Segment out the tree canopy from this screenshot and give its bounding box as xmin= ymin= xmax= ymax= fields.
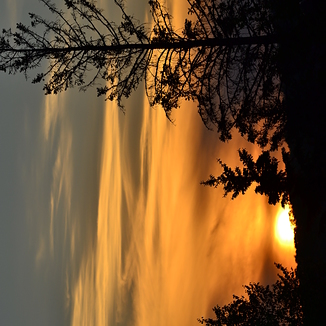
xmin=198 ymin=263 xmax=303 ymax=326
xmin=0 ymin=0 xmax=294 ymax=206
xmin=0 ymin=0 xmax=286 ymax=147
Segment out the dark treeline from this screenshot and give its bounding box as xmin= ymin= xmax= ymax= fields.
xmin=279 ymin=1 xmax=326 ymax=323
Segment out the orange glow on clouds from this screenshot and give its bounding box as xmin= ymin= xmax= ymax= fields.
xmin=66 ymin=94 xmax=297 ymax=326
xmin=70 ymin=101 xmax=123 ymax=326
xmin=50 ymin=2 xmax=297 ymax=325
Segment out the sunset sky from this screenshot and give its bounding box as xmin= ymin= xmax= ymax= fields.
xmin=0 ymin=1 xmax=295 ymax=325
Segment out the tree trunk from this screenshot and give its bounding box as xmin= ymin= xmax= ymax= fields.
xmin=283 ymin=10 xmax=326 ymax=324
xmin=6 ymin=34 xmax=280 ymax=55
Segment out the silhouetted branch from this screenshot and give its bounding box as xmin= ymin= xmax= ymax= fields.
xmin=0 ymin=0 xmax=285 ymax=148
xmin=202 ymin=148 xmax=290 ymax=206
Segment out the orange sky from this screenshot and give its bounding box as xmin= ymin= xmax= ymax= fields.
xmin=63 ymin=1 xmax=296 ymax=325
xmin=11 ymin=1 xmax=296 ymax=325
xmin=67 ymin=97 xmax=295 ymax=326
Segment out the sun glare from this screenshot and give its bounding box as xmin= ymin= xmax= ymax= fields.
xmin=275 ymin=206 xmax=294 ymax=246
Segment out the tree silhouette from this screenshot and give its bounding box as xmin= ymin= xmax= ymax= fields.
xmin=149 ymin=0 xmax=284 ymax=148
xmin=0 ymin=0 xmax=152 ymax=111
xmin=0 ymin=0 xmax=291 ymax=206
xmin=0 ymin=0 xmax=284 ymax=146
xmin=198 ymin=263 xmax=303 ymax=326
xmin=201 ymin=148 xmax=289 ymax=206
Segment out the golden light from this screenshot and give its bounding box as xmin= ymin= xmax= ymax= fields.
xmin=275 ymin=205 xmax=294 ymax=246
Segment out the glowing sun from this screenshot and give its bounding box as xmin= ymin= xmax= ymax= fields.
xmin=275 ymin=206 xmax=294 ymax=246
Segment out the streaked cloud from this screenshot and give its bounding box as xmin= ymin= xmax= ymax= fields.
xmin=70 ymin=101 xmax=124 ymax=326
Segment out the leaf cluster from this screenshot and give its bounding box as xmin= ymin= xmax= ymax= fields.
xmin=198 ymin=263 xmax=303 ymax=326
xmin=202 ymin=148 xmax=289 ymax=206
xmin=0 ymin=0 xmax=150 ymax=110
xmin=0 ymin=0 xmax=287 ymax=149
xmin=149 ymin=0 xmax=286 ymax=150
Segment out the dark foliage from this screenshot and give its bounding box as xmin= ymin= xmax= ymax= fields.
xmin=0 ymin=0 xmax=151 ymax=111
xmin=202 ymin=148 xmax=289 ymax=206
xmin=0 ymin=0 xmax=286 ymax=148
xmin=198 ymin=263 xmax=303 ymax=326
xmin=150 ymin=0 xmax=285 ymax=150
xmin=0 ymin=0 xmax=301 ymax=206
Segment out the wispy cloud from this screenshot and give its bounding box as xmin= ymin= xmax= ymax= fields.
xmin=5 ymin=0 xmax=19 ymax=27
xmin=70 ymin=101 xmax=123 ymax=326
xmin=19 ymin=1 xmax=296 ymax=325
xmin=117 ymin=98 xmax=296 ymax=325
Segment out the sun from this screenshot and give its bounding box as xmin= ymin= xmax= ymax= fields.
xmin=275 ymin=205 xmax=294 ymax=246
